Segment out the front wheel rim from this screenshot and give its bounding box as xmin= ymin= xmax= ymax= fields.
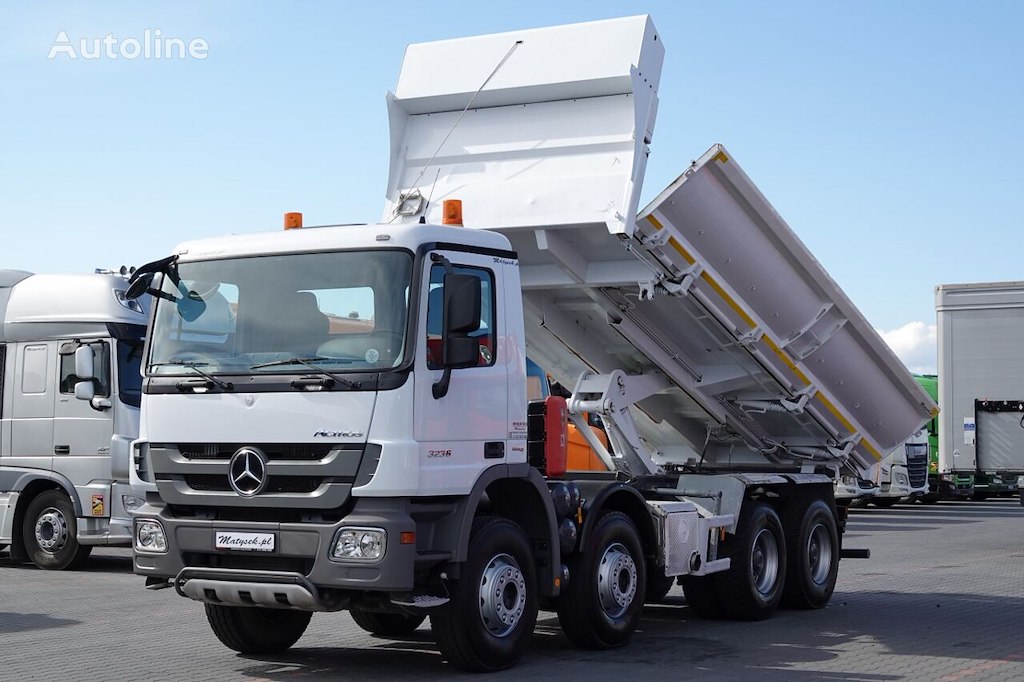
xmin=35 ymin=507 xmax=70 ymax=553
xmin=478 ymin=553 xmax=527 ymax=638
xmin=597 ymin=542 xmax=638 ymax=619
xmin=750 ymin=528 xmax=780 ymax=596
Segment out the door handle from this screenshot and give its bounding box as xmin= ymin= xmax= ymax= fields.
xmin=54 ymin=445 xmax=70 ymax=455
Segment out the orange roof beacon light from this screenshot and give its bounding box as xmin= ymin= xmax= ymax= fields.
xmin=284 ymin=212 xmax=303 ymax=230
xmin=441 ymin=199 xmax=463 ymax=226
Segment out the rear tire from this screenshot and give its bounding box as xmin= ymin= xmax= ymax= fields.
xmin=431 ymin=517 xmax=537 ymax=672
xmin=714 ymin=502 xmax=786 ymax=620
xmin=781 ymin=499 xmax=839 ymax=609
xmin=204 ymin=604 xmax=312 ymax=654
xmin=556 ymin=512 xmax=646 ymax=649
xmin=22 ymin=490 xmax=92 ymax=570
xmin=349 ymin=607 xmax=425 ymax=636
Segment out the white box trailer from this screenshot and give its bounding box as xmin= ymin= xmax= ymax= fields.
xmin=128 ymin=16 xmax=936 ymax=672
xmin=937 ymin=281 xmax=1024 ymax=498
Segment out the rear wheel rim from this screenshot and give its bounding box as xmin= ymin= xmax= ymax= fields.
xmin=478 ymin=553 xmax=526 ymax=637
xmin=750 ymin=528 xmax=780 ymax=596
xmin=597 ymin=542 xmax=638 ymax=619
xmin=806 ymin=522 xmax=833 ymax=585
xmin=34 ymin=507 xmax=69 ymax=553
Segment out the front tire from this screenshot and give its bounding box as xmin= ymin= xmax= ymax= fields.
xmin=204 ymin=604 xmax=312 ymax=654
xmin=431 ymin=517 xmax=538 ymax=672
xmin=557 ymin=511 xmax=646 ymax=649
xmin=22 ymin=490 xmax=92 ymax=570
xmin=349 ymin=607 xmax=425 ymax=636
xmin=781 ymin=499 xmax=839 ymax=609
xmin=714 ymin=502 xmax=786 ymax=620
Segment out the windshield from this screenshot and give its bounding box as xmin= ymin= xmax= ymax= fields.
xmin=147 ymin=250 xmax=413 ymax=375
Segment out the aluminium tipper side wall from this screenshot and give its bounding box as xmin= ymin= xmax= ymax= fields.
xmin=937 ymin=281 xmax=1024 ymax=474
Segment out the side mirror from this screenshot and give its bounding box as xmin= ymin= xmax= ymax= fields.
xmin=125 ymin=272 xmax=153 ymax=300
xmin=75 ymin=346 xmax=95 ymax=380
xmin=177 ymin=290 xmax=207 ymax=323
xmin=432 ymin=273 xmax=482 ymax=399
xmin=442 ymin=274 xmax=481 ymax=369
xmin=74 ymin=380 xmax=95 ymax=401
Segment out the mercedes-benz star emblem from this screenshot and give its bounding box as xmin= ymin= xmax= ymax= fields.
xmin=228 ymin=447 xmax=268 ymax=497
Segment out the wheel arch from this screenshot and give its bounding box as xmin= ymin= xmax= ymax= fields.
xmin=8 ymin=473 xmax=78 ymax=560
xmin=577 ymin=483 xmax=657 ymax=562
xmin=442 ymin=464 xmax=561 ymax=597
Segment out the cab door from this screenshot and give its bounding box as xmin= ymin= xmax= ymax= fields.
xmin=414 ymin=250 xmax=509 ymax=494
xmin=9 ymin=342 xmax=56 ymax=472
xmin=53 ymin=340 xmax=116 ymax=509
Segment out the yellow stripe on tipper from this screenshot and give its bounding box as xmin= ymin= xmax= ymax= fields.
xmin=859 ymin=438 xmax=882 ymax=461
xmin=762 ymin=336 xmax=810 ymax=386
xmin=646 ymin=214 xmax=664 ymax=230
xmin=713 ymin=151 xmax=729 ymax=164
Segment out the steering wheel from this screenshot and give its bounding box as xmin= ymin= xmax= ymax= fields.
xmin=368 ymin=329 xmax=405 ymax=363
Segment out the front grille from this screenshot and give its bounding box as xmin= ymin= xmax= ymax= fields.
xmin=178 ymin=443 xmax=334 ymax=461
xmin=183 ymin=474 xmax=324 ymax=494
xmin=152 ymin=442 xmax=363 ymax=510
xmin=905 ymin=444 xmax=929 ymax=489
xmin=183 ymin=552 xmax=314 ymax=575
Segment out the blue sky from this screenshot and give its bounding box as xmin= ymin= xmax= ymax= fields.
xmin=2 ymin=1 xmax=1022 ymax=373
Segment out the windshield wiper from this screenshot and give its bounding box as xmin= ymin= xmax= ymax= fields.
xmin=150 ymin=361 xmax=234 ymax=391
xmin=250 ymin=357 xmax=361 ymax=389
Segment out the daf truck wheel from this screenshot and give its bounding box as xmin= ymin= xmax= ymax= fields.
xmin=349 ymin=607 xmax=425 ymax=636
xmin=556 ymin=511 xmax=646 ymax=649
xmin=431 ymin=517 xmax=537 ymax=672
xmin=204 ymin=604 xmax=312 ymax=654
xmin=781 ymin=499 xmax=839 ymax=609
xmin=715 ymin=501 xmax=786 ymax=620
xmin=22 ymin=490 xmax=92 ymax=570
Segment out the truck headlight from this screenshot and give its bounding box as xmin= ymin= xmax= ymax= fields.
xmin=135 ymin=520 xmax=167 ymax=553
xmin=895 ymin=473 xmax=909 ymax=486
xmin=330 ymin=527 xmax=386 ymax=562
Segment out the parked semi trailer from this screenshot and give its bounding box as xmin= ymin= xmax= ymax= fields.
xmin=0 ymin=269 xmax=149 ymax=569
xmin=127 ymin=16 xmax=935 ymax=671
xmin=937 ymin=282 xmax=1024 ymax=500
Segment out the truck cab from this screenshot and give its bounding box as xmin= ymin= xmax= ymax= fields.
xmin=0 ymin=270 xmax=149 ymax=569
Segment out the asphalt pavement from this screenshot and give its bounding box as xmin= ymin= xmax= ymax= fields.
xmin=2 ymin=499 xmax=1023 ymax=681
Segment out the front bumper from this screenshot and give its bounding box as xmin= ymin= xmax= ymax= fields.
xmin=133 ymin=497 xmax=422 ymax=598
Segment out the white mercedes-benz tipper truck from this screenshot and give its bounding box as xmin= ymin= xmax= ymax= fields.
xmin=128 ymin=16 xmax=936 ymax=671
xmin=0 ymin=269 xmax=149 ymax=569
xmin=936 ymin=281 xmax=1024 ymax=500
